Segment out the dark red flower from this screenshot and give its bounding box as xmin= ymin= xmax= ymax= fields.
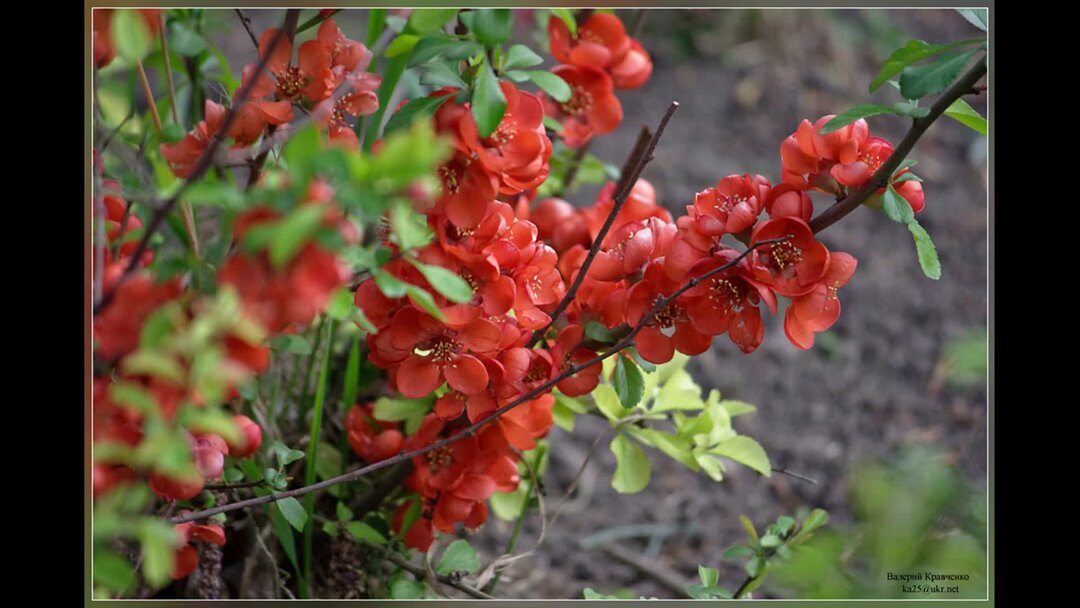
xmin=542 ymin=65 xmax=623 ymax=148
xmin=682 ymin=250 xmax=777 ymax=353
xmin=624 ymin=263 xmax=712 ymax=364
xmin=748 ymin=217 xmax=829 ymax=298
xmin=548 ymin=13 xmax=631 ymax=70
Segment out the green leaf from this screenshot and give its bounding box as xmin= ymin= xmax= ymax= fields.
xmin=592 ymin=384 xmax=626 ymax=422
xmin=347 ymin=521 xmax=388 ymax=545
xmin=112 ymin=10 xmax=152 ymax=62
xmin=613 ymin=356 xmax=645 ymax=409
xmin=745 ymin=555 xmax=766 ymax=579
xmin=121 ymin=350 xmax=184 ymax=384
xmin=386 ymin=34 xmax=420 ymax=58
xmin=420 ymin=61 xmax=468 ymax=89
xmin=869 ymin=38 xmax=983 ymax=93
xmin=93 ymin=550 xmax=136 ymax=593
xmin=373 ymin=396 xmax=431 ymax=422
xmin=375 ymin=270 xmax=409 ymax=298
xmin=543 ymin=115 xmax=563 ymax=133
xmin=956 ymin=8 xmax=988 ymax=31
xmin=390 ymin=579 xmax=427 ymax=599
xmin=801 ymin=508 xmax=829 ymax=534
xmin=471 ymin=9 xmax=513 ymax=47
xmin=944 ymin=98 xmax=987 ymax=135
xmin=270 ymin=334 xmax=312 ymax=355
xmin=316 ymin=443 xmax=342 ymax=481
xmin=180 ymin=406 xmax=241 ymax=445
xmin=326 ymin=287 xmax=355 ymax=321
xmin=891 ymin=101 xmax=931 ymax=118
xmin=819 ymin=105 xmax=897 ymax=134
xmin=383 ymin=94 xmax=451 ymax=137
xmin=407 ymin=9 xmax=459 ymax=34
xmin=504 ymin=69 xmax=529 ymax=83
xmin=551 ymin=8 xmax=577 ymax=37
xmin=408 ymin=259 xmax=474 ymax=304
xmin=610 ymin=433 xmax=650 ymax=493
xmin=336 ymin=502 xmax=354 ymax=522
xmin=723 ymin=545 xmax=754 ymax=559
xmin=405 ymin=285 xmax=447 ymax=321
xmin=504 ymin=44 xmax=544 ymax=69
xmin=760 ymin=533 xmax=782 ymax=548
xmin=882 ymin=185 xmax=915 ymax=224
xmin=436 ymin=538 xmax=482 ymax=574
xmin=899 ymin=49 xmax=980 ymax=100
xmin=167 ymin=20 xmax=206 ymax=56
xmin=718 ymin=399 xmax=757 ymax=417
xmin=527 ymin=70 xmax=571 ymax=103
xmin=699 ymin=565 xmax=720 ymax=587
xmin=740 ymin=515 xmax=760 ymax=547
xmin=552 ymin=399 xmax=576 ymax=431
xmin=709 ymin=436 xmax=771 ymax=477
xmin=137 ymin=519 xmax=179 ymax=588
xmin=471 ymin=59 xmax=507 ymax=139
xmin=269 ymin=204 xmax=327 ymax=269
xmin=891 ymin=172 xmax=923 ymax=185
xmin=322 ymin=521 xmax=340 ymax=537
xmin=626 ymin=427 xmax=697 ymax=470
xmin=275 ymin=441 xmax=306 ymax=466
xmin=107 ymin=382 xmax=158 ymax=414
xmin=161 ymin=123 xmax=186 ymax=144
xmin=278 ymin=497 xmax=308 ymax=532
xmin=408 ymin=37 xmax=483 ymax=67
xmin=907 ymin=220 xmax=942 ymax=280
xmin=390 ymin=201 xmax=434 ymax=251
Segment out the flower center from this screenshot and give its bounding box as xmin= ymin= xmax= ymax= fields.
xmin=714 ymin=194 xmax=747 ymax=215
xmin=425 ymin=446 xmax=454 ymax=469
xmin=428 ymin=336 xmax=461 ymax=365
xmin=652 ymin=298 xmax=680 ymax=329
xmin=561 ymin=86 xmax=593 ymax=116
xmin=486 ymin=120 xmax=516 ymax=148
xmin=709 ymin=277 xmax=746 ymax=313
xmin=439 ymin=159 xmax=468 ymax=194
xmin=276 ymin=66 xmax=306 ymax=99
xmin=764 ymin=241 xmax=803 ymax=274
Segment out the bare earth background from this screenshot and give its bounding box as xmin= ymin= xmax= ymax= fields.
xmin=217 ymin=9 xmax=988 ymax=599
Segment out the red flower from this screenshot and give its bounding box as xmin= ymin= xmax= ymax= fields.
xmin=316 ymin=19 xmax=373 ymax=74
xmin=312 ymin=74 xmax=382 ymax=149
xmin=93 ymin=274 xmax=182 ymax=361
xmin=459 ymin=82 xmax=552 ymax=195
xmin=748 ymin=217 xmax=829 ymax=298
xmin=764 ymin=183 xmax=814 ymax=223
xmin=784 ymin=252 xmax=857 ymax=349
xmin=388 ymin=306 xmax=500 ymax=398
xmin=346 ymin=404 xmax=404 ymax=462
xmin=610 ymin=39 xmax=653 ymax=89
xmin=691 ymin=174 xmax=771 ymax=237
xmin=830 ymin=136 xmax=892 ymax=187
xmin=225 ymin=415 xmax=263 ymax=459
xmin=171 ymin=521 xmax=226 ymax=580
xmin=160 ymin=100 xmax=227 ymax=179
xmin=229 ymin=63 xmax=295 ymax=147
xmin=549 ymin=325 xmax=603 ymax=396
xmin=894 ymin=179 xmax=925 ymax=214
xmin=542 ymin=65 xmax=623 ymax=148
xmin=548 ymin=13 xmax=631 ymax=70
xmin=682 ymin=250 xmax=777 ymax=353
xmin=625 ymin=263 xmax=712 ymax=364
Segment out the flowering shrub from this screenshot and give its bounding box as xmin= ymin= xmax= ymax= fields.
xmin=90 ymin=8 xmax=987 ymax=599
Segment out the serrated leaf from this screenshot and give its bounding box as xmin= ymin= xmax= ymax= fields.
xmin=504 ymin=44 xmax=543 ymax=69
xmin=907 ymin=220 xmax=941 ymax=280
xmin=347 ymin=521 xmax=388 ymax=545
xmin=819 ymin=105 xmax=897 ymax=134
xmin=882 ymin=185 xmax=915 ymax=224
xmin=592 ymin=384 xmax=626 ymax=422
xmin=385 ymin=34 xmax=419 ymax=58
xmin=710 ymin=435 xmax=771 ymax=477
xmin=471 ymin=59 xmax=507 ymax=139
xmin=383 ymin=94 xmax=451 ymax=136
xmin=278 ymin=497 xmax=308 ymax=531
xmin=944 ymin=98 xmax=987 ymax=135
xmin=613 ymin=356 xmax=645 ymax=409
xmin=471 ymin=8 xmax=512 ymax=47
xmin=610 ymin=433 xmax=650 ymax=493
xmin=870 ymin=38 xmax=984 ymax=92
xmin=956 ymin=8 xmax=988 ymax=31
xmin=437 ymin=539 xmax=481 ymax=574
xmin=270 ymin=334 xmax=312 ymax=355
xmin=899 ymin=49 xmax=980 ymax=100
xmin=527 ymin=70 xmax=571 ymax=102
xmin=409 ymin=259 xmax=474 ymax=303
xmin=112 ymin=10 xmax=152 ymax=62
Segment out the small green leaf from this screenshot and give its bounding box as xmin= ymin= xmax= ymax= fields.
xmin=93 ymin=550 xmax=137 ymax=593
xmin=383 ymin=94 xmax=451 ymax=137
xmin=373 ymin=396 xmax=431 ymax=422
xmin=407 ymin=8 xmax=459 ymax=34
xmin=137 ymin=519 xmax=179 ymax=588
xmin=802 ymin=508 xmax=829 ymax=534
xmin=121 ymin=350 xmax=185 ymax=384
xmin=613 ymin=356 xmax=645 ymax=409
xmin=869 ymin=38 xmax=983 ymax=92
xmin=167 ymin=20 xmax=207 ymax=56
xmin=390 ymin=579 xmax=427 ymax=599
xmin=723 ymin=545 xmax=754 ymax=559
xmin=760 ymin=533 xmax=782 ymax=548
xmin=552 ymin=399 xmax=576 ymax=431
xmin=891 ymin=101 xmax=931 ymax=118
xmin=269 ymin=204 xmax=327 ymax=269
xmin=409 ymin=259 xmax=474 ymax=303
xmin=745 ymin=555 xmax=766 ymax=579
xmin=336 ymin=502 xmax=354 ymax=522
xmin=882 ymin=185 xmax=915 ymax=224
xmin=386 ymin=34 xmax=420 ymax=58
xmin=504 ymin=44 xmax=544 ymax=69
xmin=542 ymin=115 xmax=563 ymax=133
xmin=907 ymin=220 xmax=942 ymax=280
xmin=718 ymin=400 xmax=757 ymax=417
xmin=471 ymin=8 xmax=513 ymax=47
xmin=709 ymin=435 xmax=771 ymax=477
xmin=270 ymin=334 xmax=312 ymax=355
xmin=592 ymin=384 xmax=626 ymax=421
xmin=956 ymin=8 xmax=988 ymax=31
xmin=347 ymin=521 xmax=388 ymax=545
xmin=740 ymin=515 xmax=760 ymax=547
xmin=390 ymin=201 xmax=434 ymax=251
xmin=375 ymin=271 xmax=409 ymax=298
xmin=316 ymin=443 xmax=343 ymax=481
xmin=437 ymin=539 xmax=481 ymax=574
xmin=891 ymin=172 xmax=923 ymax=185
xmin=699 ymin=565 xmax=720 ymax=587
xmin=944 ymin=98 xmax=987 ymax=135
xmin=610 ymin=433 xmax=650 ymax=493
xmin=322 ymin=521 xmax=339 ymax=537
xmin=471 ymin=59 xmax=507 ymax=139
xmin=326 ymin=287 xmax=355 ymax=321
xmin=408 ymin=37 xmax=483 ymax=67
xmin=275 ymin=441 xmax=306 ymax=466
xmin=405 ymin=285 xmax=447 ymax=321
xmin=899 ymin=49 xmax=980 ymax=100
xmin=551 ymin=8 xmax=577 ymax=37
xmin=819 ymin=105 xmax=897 ymax=134
xmin=527 ymin=70 xmax=571 ymax=103
xmin=420 ymin=61 xmax=468 ymax=89
xmin=112 ymin=10 xmax=152 ymax=62
xmin=277 ymin=496 xmax=308 ymax=532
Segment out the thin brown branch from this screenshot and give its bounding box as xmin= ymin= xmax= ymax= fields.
xmin=384 ymin=552 xmax=494 ymax=600
xmin=234 ymin=9 xmax=260 ymax=49
xmin=529 ymin=102 xmax=679 ymax=347
xmin=93 ymin=23 xmax=291 ymax=316
xmin=771 ymin=467 xmax=818 ymax=485
xmin=159 ymin=12 xmax=180 ymax=125
xmin=168 ymin=236 xmax=787 ymax=526
xmin=135 ymin=60 xmax=163 ymax=134
xmin=203 ymin=479 xmax=268 ymax=490
xmin=808 ymin=56 xmax=987 ymax=234
xmin=616 ymin=126 xmax=653 ymax=195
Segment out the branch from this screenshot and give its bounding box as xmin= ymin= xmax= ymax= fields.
xmin=808 ymin=56 xmax=987 ymax=234
xmin=234 ymin=9 xmax=260 ymax=49
xmin=168 ymin=236 xmax=788 ymax=525
xmin=528 ymin=101 xmax=680 ymax=347
xmin=616 ymin=125 xmax=653 ymax=195
xmin=93 ymin=19 xmax=293 ymax=316
xmin=384 ymin=551 xmax=494 ymax=600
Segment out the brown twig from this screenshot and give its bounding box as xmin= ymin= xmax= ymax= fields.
xmin=384 ymin=551 xmax=494 ymax=600
xmin=204 ymin=479 xmax=269 ymax=490
xmin=528 ymin=102 xmax=679 ymax=347
xmin=808 ymin=56 xmax=987 ymax=234
xmin=296 ymin=9 xmax=342 ymax=35
xmin=234 ymin=9 xmax=260 ymax=49
xmin=135 ymin=60 xmax=163 ymax=134
xmin=168 ymin=236 xmax=788 ymax=526
xmin=93 ymin=23 xmax=291 ymax=316
xmin=616 ymin=126 xmax=653 ymax=195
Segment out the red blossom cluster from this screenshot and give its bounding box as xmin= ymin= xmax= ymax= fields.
xmin=542 ymin=13 xmax=654 ymax=147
